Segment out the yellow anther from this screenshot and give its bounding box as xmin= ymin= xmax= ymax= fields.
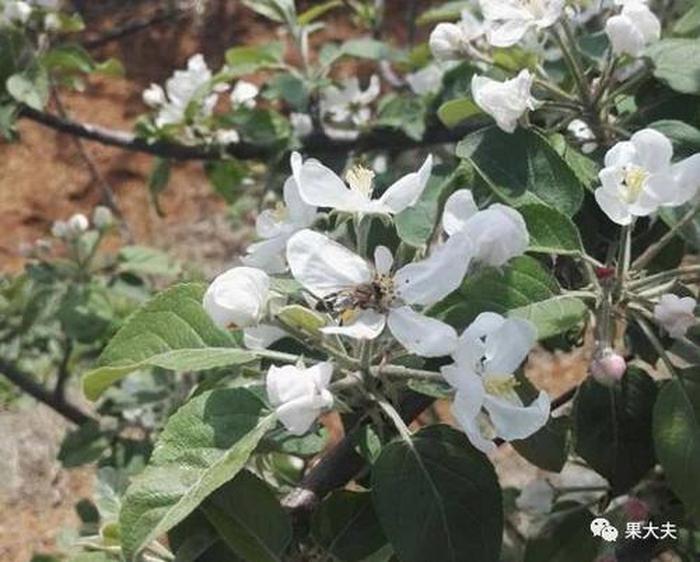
xmin=483 ymin=375 xmax=520 ymax=397
xmin=346 ymin=165 xmax=375 ymax=197
xmin=621 ymin=165 xmax=649 ymax=204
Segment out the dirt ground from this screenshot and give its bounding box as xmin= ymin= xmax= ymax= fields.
xmin=0 ymin=2 xmax=598 ymax=561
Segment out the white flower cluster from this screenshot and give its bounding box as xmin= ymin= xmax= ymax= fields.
xmin=142 ymin=54 xmax=259 ymax=145
xmin=1 ymin=0 xmax=61 ymax=29
xmin=319 ymin=75 xmax=380 ymax=141
xmin=51 ymin=206 xmax=113 ymax=240
xmin=203 ymin=152 xmax=548 ymax=449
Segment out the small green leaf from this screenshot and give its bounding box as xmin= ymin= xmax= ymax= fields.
xmin=224 ymin=43 xmax=284 ymax=75
xmin=277 ymin=304 xmax=326 ymax=333
xmin=437 ymin=97 xmax=483 ymax=128
xmin=376 ymin=93 xmax=427 ymax=140
xmin=58 ymin=420 xmax=110 ymax=468
xmin=574 ymin=368 xmax=658 ymax=494
xmin=645 ymin=39 xmax=700 ymax=94
xmin=82 ymin=284 xmax=253 ymax=400
xmin=241 ymin=0 xmax=296 ymax=25
xmin=297 ymin=0 xmax=342 ymax=25
xmin=417 ymin=1 xmax=474 ymax=25
xmin=519 ymin=203 xmax=583 ymax=255
xmin=653 ymin=367 xmax=700 ymax=520
xmin=7 ymin=67 xmax=49 ymax=110
xmin=312 ymin=490 xmax=387 ymax=562
xmin=673 ymin=3 xmax=700 ymax=36
xmin=508 ymin=296 xmax=588 ymax=340
xmin=341 ymin=37 xmax=394 ymax=60
xmin=119 ymin=388 xmax=276 ymax=561
xmin=372 ymin=425 xmax=503 ymax=562
xmin=117 ymin=245 xmax=181 ymax=277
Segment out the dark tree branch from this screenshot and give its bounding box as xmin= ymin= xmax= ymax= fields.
xmin=0 ymin=358 xmax=94 ymax=426
xmin=282 ymin=384 xmax=579 ymax=516
xmin=18 ymin=104 xmax=487 ymax=162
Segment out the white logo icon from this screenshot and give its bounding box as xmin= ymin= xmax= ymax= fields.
xmin=590 ymin=518 xmax=618 ymax=542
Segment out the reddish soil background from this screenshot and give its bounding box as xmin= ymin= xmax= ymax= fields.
xmin=0 ymin=2 xmax=595 ymax=561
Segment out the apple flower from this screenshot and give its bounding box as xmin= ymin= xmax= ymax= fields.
xmin=243 ymin=153 xmax=318 ymax=273
xmin=590 ymin=347 xmax=627 ymax=386
xmin=203 ymin=266 xmax=286 ymax=349
xmin=405 ymin=64 xmax=446 ymax=96
xmin=472 ymin=70 xmax=539 ymax=133
xmin=266 ymin=362 xmax=334 ymax=435
xmin=3 ymin=1 xmax=31 ymax=23
xmin=441 ymin=312 xmax=550 ymax=452
xmin=230 ymin=80 xmax=259 ymax=108
xmin=479 ymin=0 xmax=565 ymax=48
xmin=653 ymin=293 xmax=697 ymax=339
xmin=605 ymin=1 xmax=660 ymax=57
xmin=441 ymin=189 xmax=529 ymax=267
xmin=567 ymin=118 xmax=597 ymax=154
xmin=286 ymin=229 xmax=474 ymax=357
xmin=293 ymin=152 xmax=433 ymax=216
xmin=143 ymin=54 xmax=220 ymax=128
xmin=290 ymin=112 xmax=313 ymax=138
xmin=429 ymin=10 xmax=485 ymax=61
xmin=320 ymin=75 xmax=380 ymax=140
xmin=594 ymin=129 xmax=700 ymax=225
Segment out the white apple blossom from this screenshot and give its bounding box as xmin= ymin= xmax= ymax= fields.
xmin=480 ymin=0 xmax=565 ymax=48
xmin=142 ymin=84 xmax=167 ymax=108
xmin=230 ymin=80 xmax=259 ymax=108
xmin=3 ymin=1 xmax=31 ymax=24
xmin=286 ymin=229 xmax=474 ymax=357
xmin=471 ymin=69 xmax=539 ymax=133
xmin=290 ymin=112 xmax=313 ymax=138
xmin=294 ymin=152 xmax=433 ymax=216
xmin=654 ymin=293 xmax=697 ymax=339
xmin=429 ymin=10 xmax=485 ymax=61
xmin=594 ymin=129 xmax=700 ymax=225
xmin=442 ymin=189 xmax=529 ymax=267
xmin=266 ymin=362 xmax=334 ymax=435
xmin=567 ymin=118 xmax=597 ymax=154
xmin=214 ymin=129 xmax=240 ymax=145
xmin=67 ymin=213 xmax=89 ymax=237
xmin=203 ymin=266 xmax=270 ymax=329
xmin=243 ymin=153 xmax=318 ymax=273
xmin=405 ymin=64 xmax=446 ymax=96
xmin=441 ymin=312 xmax=550 ymax=452
xmin=320 ymin=75 xmax=380 ymax=140
xmin=605 ymin=1 xmax=660 ymax=57
xmin=92 ymin=206 xmax=113 ymax=230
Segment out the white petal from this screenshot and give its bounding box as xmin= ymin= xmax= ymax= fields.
xmin=243 ymin=236 xmax=289 ymax=274
xmin=322 ymin=309 xmax=387 ymax=340
xmin=483 ymin=391 xmax=550 ymax=441
xmin=243 ymin=325 xmax=287 ymax=350
xmin=484 ymin=318 xmax=536 ymax=375
xmin=309 ymin=361 xmax=334 ymax=391
xmin=203 ymin=266 xmax=270 ymax=328
xmin=604 ymin=140 xmax=637 ymax=168
xmin=394 ymin=232 xmax=473 ymax=306
xmin=266 ymin=364 xmax=315 ymax=406
xmin=378 ymin=155 xmax=433 ymax=213
xmin=297 ymin=159 xmax=366 ymax=212
xmin=630 ymin=129 xmax=673 ymax=174
xmin=374 ymin=246 xmax=394 ymax=275
xmin=606 ymin=14 xmax=645 ymax=56
xmin=595 ymin=186 xmax=632 ymax=225
xmin=486 ymin=18 xmax=531 ymax=48
xmin=454 ymin=312 xmax=505 ymax=367
xmin=276 ymin=396 xmax=323 ymax=435
xmin=387 ymin=306 xmax=458 ymax=357
xmin=284 ymin=175 xmax=317 ymax=227
xmin=441 ymin=364 xmax=485 ymax=408
xmin=287 ymin=230 xmax=372 ymax=298
xmin=442 ymin=189 xmax=479 ymax=236
xmin=461 ymin=205 xmax=529 ymax=266
xmin=671 ymin=154 xmax=700 ymax=205
xmin=451 ymin=394 xmax=496 ymax=453
xmin=623 ymin=2 xmax=660 ymax=43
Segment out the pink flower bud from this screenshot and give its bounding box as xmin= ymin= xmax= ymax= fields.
xmin=590 ymin=348 xmax=627 ymax=386
xmin=623 ymin=497 xmax=649 ymax=521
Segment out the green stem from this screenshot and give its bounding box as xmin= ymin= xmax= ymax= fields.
xmin=376 ymin=396 xmax=413 ymax=442
xmin=632 ymin=313 xmax=682 ymax=380
xmin=628 ymin=264 xmax=700 ymax=290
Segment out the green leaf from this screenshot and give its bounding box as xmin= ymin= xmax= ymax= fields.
xmin=148 ymin=157 xmax=171 ymax=216
xmin=376 ymin=94 xmax=427 ymax=140
xmin=372 ymin=425 xmax=503 ymax=562
xmin=119 ymin=388 xmax=276 ymax=561
xmin=650 ymin=119 xmax=700 ymax=157
xmin=58 ymin=283 xmax=114 ymax=343
xmin=42 ymin=44 xmax=94 ymax=73
xmin=341 ymin=37 xmax=394 ymax=61
xmin=437 ymin=97 xmax=483 ymax=128
xmin=417 ymin=1 xmax=474 ymax=24
xmin=508 ymin=296 xmax=588 ymax=340
xmin=312 ymin=490 xmax=387 ymax=562
xmin=574 ymin=368 xmax=658 ymax=494
xmin=518 ymin=204 xmax=583 ymax=255
xmin=660 ymin=203 xmax=700 ymax=251
xmin=204 ymin=159 xmax=247 ymax=203
xmin=82 ymin=284 xmax=253 ymax=400
xmin=241 ymin=0 xmax=296 ymax=25
xmin=524 ymin=503 xmax=600 ymax=562
xmin=673 ymin=3 xmax=700 ymax=36
xmin=58 ymin=420 xmax=110 ymax=468
xmin=645 ymin=39 xmax=700 ymax=94
xmin=457 ymin=127 xmax=584 ymax=216
xmin=512 ymin=416 xmax=569 ymax=473
xmin=7 ymin=67 xmax=49 ymax=110
xmin=224 ymin=43 xmax=284 ymax=76
xmin=653 ymin=368 xmax=700 ymax=520
xmin=297 ymin=0 xmax=342 ymax=25
xmin=202 ymin=471 xmax=292 ymax=562
xmin=277 ymin=304 xmax=326 ymax=333
xmin=117 ymin=245 xmax=181 ymax=277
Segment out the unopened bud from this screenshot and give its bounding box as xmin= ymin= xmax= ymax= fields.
xmin=67 ymin=213 xmax=89 ymax=238
xmin=93 ymin=206 xmax=114 ymax=230
xmin=590 ymin=348 xmax=626 ymax=386
xmin=623 ymin=497 xmax=649 ymax=521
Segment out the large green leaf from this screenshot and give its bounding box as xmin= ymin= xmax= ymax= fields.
xmin=518 ymin=204 xmax=583 ymax=255
xmin=574 ymin=368 xmax=658 ymax=494
xmin=224 ymin=43 xmax=284 ymax=76
xmin=82 ymin=284 xmax=254 ymax=400
xmin=311 ymin=490 xmax=387 ymax=562
xmin=660 ymin=203 xmax=700 ymax=251
xmin=372 ymin=425 xmax=503 ymax=562
xmin=119 ymin=388 xmax=276 ymax=561
xmin=436 ymin=256 xmax=585 ymax=338
xmin=653 ymin=368 xmax=700 ymax=521
xmin=512 ymin=416 xmax=569 ymax=473
xmin=437 ymin=97 xmax=483 ymax=128
xmin=645 ymin=39 xmax=700 ymax=94
xmin=524 ymin=503 xmax=600 ymax=562
xmin=202 ymin=471 xmax=292 ymax=562
xmin=456 ymin=128 xmax=584 ymax=216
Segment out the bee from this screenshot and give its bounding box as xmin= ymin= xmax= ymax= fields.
xmin=313 ymin=277 xmax=394 ymax=319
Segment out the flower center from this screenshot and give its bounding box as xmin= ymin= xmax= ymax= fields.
xmin=483 ymin=374 xmax=520 ymax=397
xmin=346 ymin=165 xmax=375 ymax=198
xmin=620 ymin=165 xmax=649 ymax=204
xmin=271 ymin=201 xmax=288 ymax=222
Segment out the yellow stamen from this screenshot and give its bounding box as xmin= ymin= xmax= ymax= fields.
xmin=271 ymin=201 xmax=288 ymax=221
xmin=621 ymin=165 xmax=649 ymax=204
xmin=346 ymin=165 xmax=375 ymax=197
xmin=483 ymin=375 xmax=520 ymax=397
